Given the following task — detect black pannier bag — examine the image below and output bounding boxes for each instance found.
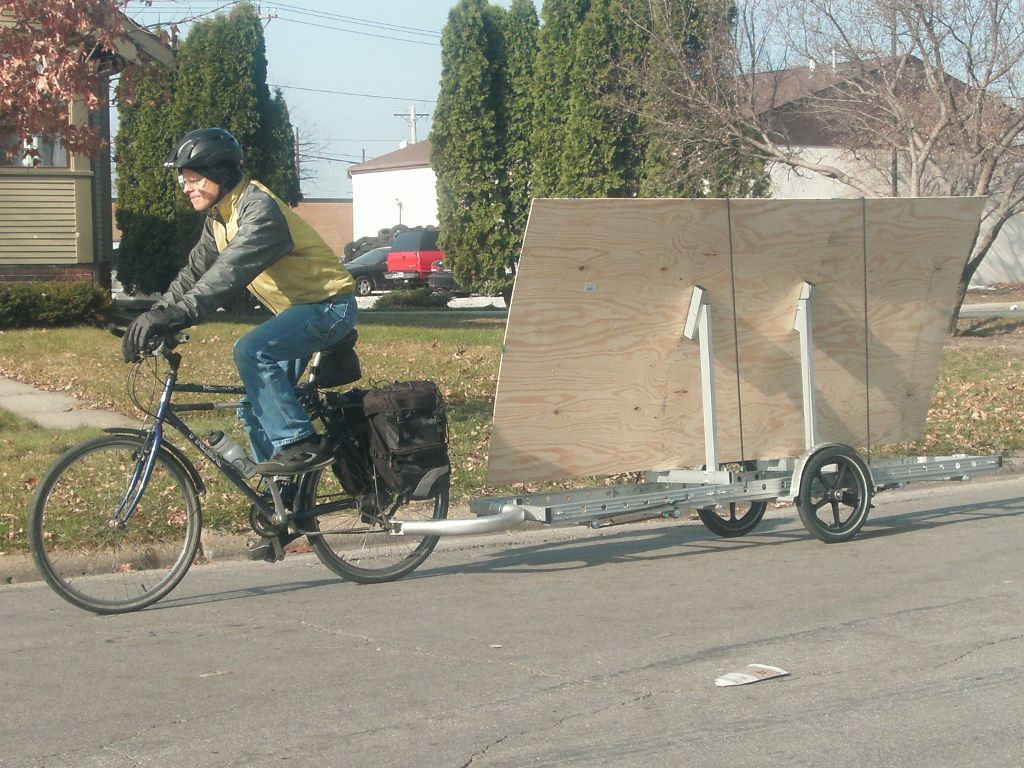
[321,388,374,497]
[361,380,451,500]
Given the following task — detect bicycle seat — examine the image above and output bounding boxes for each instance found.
[311,329,361,388]
[328,328,358,351]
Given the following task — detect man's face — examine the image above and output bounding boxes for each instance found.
[178,169,220,212]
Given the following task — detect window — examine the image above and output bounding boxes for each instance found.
[0,131,69,168]
[392,228,441,251]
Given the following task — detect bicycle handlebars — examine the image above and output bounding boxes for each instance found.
[107,323,190,359]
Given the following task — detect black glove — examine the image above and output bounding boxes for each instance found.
[122,305,191,363]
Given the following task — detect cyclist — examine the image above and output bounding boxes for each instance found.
[122,127,356,476]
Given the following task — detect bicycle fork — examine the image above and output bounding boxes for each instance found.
[111,363,179,528]
[110,428,163,529]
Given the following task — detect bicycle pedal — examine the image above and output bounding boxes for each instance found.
[246,536,285,563]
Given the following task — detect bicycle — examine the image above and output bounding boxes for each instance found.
[27,327,449,614]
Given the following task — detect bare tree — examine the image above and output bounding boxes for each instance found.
[636,0,1024,331]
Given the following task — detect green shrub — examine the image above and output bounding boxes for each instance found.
[0,281,112,329]
[373,287,451,311]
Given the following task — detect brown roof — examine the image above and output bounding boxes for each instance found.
[348,140,432,176]
[744,56,981,147]
[747,67,838,115]
[744,56,933,116]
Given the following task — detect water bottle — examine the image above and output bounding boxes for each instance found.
[206,431,257,478]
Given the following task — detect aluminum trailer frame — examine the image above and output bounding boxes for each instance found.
[393,284,1004,542]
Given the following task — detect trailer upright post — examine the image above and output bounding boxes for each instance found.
[793,281,818,450]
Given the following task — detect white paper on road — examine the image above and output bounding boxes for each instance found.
[715,663,789,687]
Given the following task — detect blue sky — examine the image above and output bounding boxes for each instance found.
[123,0,523,199]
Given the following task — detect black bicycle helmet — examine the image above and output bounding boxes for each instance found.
[166,127,243,172]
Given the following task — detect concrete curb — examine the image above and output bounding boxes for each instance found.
[0,515,671,586]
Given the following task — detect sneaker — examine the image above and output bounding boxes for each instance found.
[254,434,333,475]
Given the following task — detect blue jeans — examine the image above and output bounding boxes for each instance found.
[234,293,358,462]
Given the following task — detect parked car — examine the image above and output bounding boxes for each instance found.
[344,245,391,296]
[385,227,442,288]
[428,259,470,297]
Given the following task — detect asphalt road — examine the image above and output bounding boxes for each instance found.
[2,473,1022,768]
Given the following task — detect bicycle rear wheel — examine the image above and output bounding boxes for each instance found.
[297,464,447,584]
[28,434,202,614]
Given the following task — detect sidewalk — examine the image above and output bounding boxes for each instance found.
[957,301,1023,318]
[0,375,137,429]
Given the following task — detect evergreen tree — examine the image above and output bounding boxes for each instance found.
[260,89,302,205]
[431,0,509,294]
[638,0,767,198]
[559,0,646,197]
[502,0,539,257]
[530,0,590,198]
[113,62,195,294]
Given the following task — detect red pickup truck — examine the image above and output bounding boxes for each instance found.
[385,227,443,288]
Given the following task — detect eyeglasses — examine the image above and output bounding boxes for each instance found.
[177,174,210,191]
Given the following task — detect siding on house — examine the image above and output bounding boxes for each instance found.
[0,169,93,265]
[972,217,1024,286]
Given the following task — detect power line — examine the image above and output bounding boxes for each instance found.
[270,83,436,104]
[266,2,440,38]
[270,14,441,46]
[136,0,440,35]
[303,154,362,165]
[128,1,441,45]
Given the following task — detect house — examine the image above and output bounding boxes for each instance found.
[0,12,173,286]
[750,60,1024,285]
[347,140,438,239]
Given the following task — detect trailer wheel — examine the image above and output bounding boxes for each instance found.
[698,501,768,537]
[797,445,873,543]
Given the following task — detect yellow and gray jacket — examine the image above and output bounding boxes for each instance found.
[159,178,353,320]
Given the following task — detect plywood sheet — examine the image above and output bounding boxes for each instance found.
[487,197,984,485]
[863,197,986,445]
[727,199,869,459]
[487,199,735,483]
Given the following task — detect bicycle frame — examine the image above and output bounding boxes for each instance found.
[121,348,360,530]
[118,338,515,543]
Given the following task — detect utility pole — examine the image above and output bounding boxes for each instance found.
[395,105,429,144]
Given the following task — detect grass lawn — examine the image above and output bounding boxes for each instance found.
[2,304,1023,555]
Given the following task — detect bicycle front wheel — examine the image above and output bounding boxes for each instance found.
[297,465,448,584]
[28,434,202,614]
